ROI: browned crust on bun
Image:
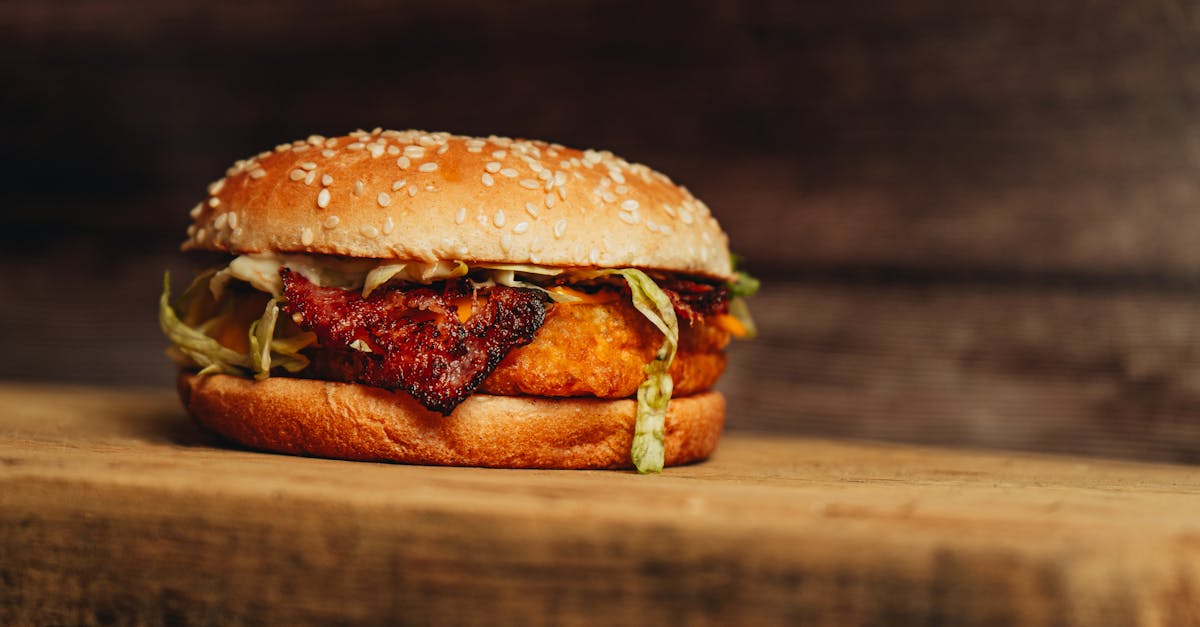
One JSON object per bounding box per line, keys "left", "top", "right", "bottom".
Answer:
{"left": 182, "top": 129, "right": 733, "bottom": 280}
{"left": 178, "top": 373, "right": 725, "bottom": 469}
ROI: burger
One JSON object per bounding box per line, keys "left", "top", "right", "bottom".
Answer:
{"left": 159, "top": 129, "right": 757, "bottom": 472}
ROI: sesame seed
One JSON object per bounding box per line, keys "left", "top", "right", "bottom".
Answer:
{"left": 354, "top": 180, "right": 364, "bottom": 196}
{"left": 317, "top": 188, "right": 331, "bottom": 208}
{"left": 615, "top": 184, "right": 629, "bottom": 195}
{"left": 619, "top": 211, "right": 638, "bottom": 224}
{"left": 621, "top": 199, "right": 639, "bottom": 211}
{"left": 300, "top": 162, "right": 317, "bottom": 171}
{"left": 544, "top": 193, "right": 555, "bottom": 208}
{"left": 382, "top": 216, "right": 395, "bottom": 235}
{"left": 494, "top": 209, "right": 506, "bottom": 228}
{"left": 554, "top": 219, "right": 566, "bottom": 238}
{"left": 324, "top": 138, "right": 338, "bottom": 148}
{"left": 187, "top": 224, "right": 196, "bottom": 237}
{"left": 275, "top": 144, "right": 291, "bottom": 152}
{"left": 196, "top": 228, "right": 207, "bottom": 242}
{"left": 190, "top": 203, "right": 203, "bottom": 218}
{"left": 679, "top": 210, "right": 694, "bottom": 225}
{"left": 609, "top": 169, "right": 626, "bottom": 184}
{"left": 524, "top": 202, "right": 539, "bottom": 217}
{"left": 304, "top": 170, "right": 316, "bottom": 185}
{"left": 482, "top": 173, "right": 494, "bottom": 187}
{"left": 368, "top": 144, "right": 385, "bottom": 158}
{"left": 208, "top": 197, "right": 221, "bottom": 208}
{"left": 392, "top": 179, "right": 407, "bottom": 191}
{"left": 378, "top": 192, "right": 392, "bottom": 207}
{"left": 589, "top": 248, "right": 600, "bottom": 264}
{"left": 258, "top": 151, "right": 272, "bottom": 159}
{"left": 371, "top": 127, "right": 382, "bottom": 135}
{"left": 557, "top": 187, "right": 567, "bottom": 201}
{"left": 513, "top": 221, "right": 529, "bottom": 234}
{"left": 456, "top": 207, "right": 467, "bottom": 224}
{"left": 387, "top": 145, "right": 401, "bottom": 156}
{"left": 228, "top": 212, "right": 239, "bottom": 229}
{"left": 361, "top": 225, "right": 380, "bottom": 238}
{"left": 646, "top": 219, "right": 658, "bottom": 232}
{"left": 251, "top": 168, "right": 267, "bottom": 179}
{"left": 301, "top": 227, "right": 314, "bottom": 245}
{"left": 407, "top": 186, "right": 418, "bottom": 197}
{"left": 601, "top": 191, "right": 616, "bottom": 204}
{"left": 289, "top": 169, "right": 307, "bottom": 181}
{"left": 208, "top": 179, "right": 225, "bottom": 195}
{"left": 519, "top": 179, "right": 540, "bottom": 189}
{"left": 321, "top": 149, "right": 336, "bottom": 158}
{"left": 418, "top": 135, "right": 436, "bottom": 147}
{"left": 404, "top": 145, "right": 425, "bottom": 158}
{"left": 347, "top": 142, "right": 365, "bottom": 151}
{"left": 418, "top": 162, "right": 438, "bottom": 172}
{"left": 499, "top": 168, "right": 518, "bottom": 178}
{"left": 323, "top": 215, "right": 340, "bottom": 229}
{"left": 425, "top": 184, "right": 436, "bottom": 192}
{"left": 437, "top": 144, "right": 449, "bottom": 155}
{"left": 492, "top": 150, "right": 506, "bottom": 159}
{"left": 485, "top": 161, "right": 501, "bottom": 173}
{"left": 396, "top": 157, "right": 411, "bottom": 169}
{"left": 213, "top": 213, "right": 228, "bottom": 229}
{"left": 661, "top": 203, "right": 676, "bottom": 216}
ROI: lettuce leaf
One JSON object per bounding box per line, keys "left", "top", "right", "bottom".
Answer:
{"left": 159, "top": 272, "right": 250, "bottom": 375}
{"left": 729, "top": 297, "right": 758, "bottom": 339}
{"left": 363, "top": 261, "right": 468, "bottom": 297}
{"left": 164, "top": 272, "right": 315, "bottom": 379}
{"left": 605, "top": 269, "right": 679, "bottom": 474}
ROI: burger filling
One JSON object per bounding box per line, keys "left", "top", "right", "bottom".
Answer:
{"left": 160, "top": 254, "right": 757, "bottom": 472}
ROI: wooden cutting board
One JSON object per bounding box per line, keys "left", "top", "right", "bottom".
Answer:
{"left": 2, "top": 383, "right": 1198, "bottom": 626}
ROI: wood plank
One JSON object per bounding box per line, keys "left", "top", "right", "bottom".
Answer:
{"left": 2, "top": 383, "right": 1200, "bottom": 625}
{"left": 720, "top": 280, "right": 1200, "bottom": 463}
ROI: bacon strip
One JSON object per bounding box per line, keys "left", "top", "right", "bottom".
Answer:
{"left": 653, "top": 277, "right": 731, "bottom": 323}
{"left": 280, "top": 270, "right": 546, "bottom": 414}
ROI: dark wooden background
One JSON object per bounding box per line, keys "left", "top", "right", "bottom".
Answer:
{"left": 6, "top": 0, "right": 1200, "bottom": 463}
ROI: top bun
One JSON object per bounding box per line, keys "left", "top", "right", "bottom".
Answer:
{"left": 183, "top": 129, "right": 733, "bottom": 280}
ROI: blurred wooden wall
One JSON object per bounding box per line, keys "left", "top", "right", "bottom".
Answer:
{"left": 5, "top": 0, "right": 1200, "bottom": 462}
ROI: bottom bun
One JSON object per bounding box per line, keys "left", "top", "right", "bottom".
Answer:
{"left": 178, "top": 373, "right": 725, "bottom": 469}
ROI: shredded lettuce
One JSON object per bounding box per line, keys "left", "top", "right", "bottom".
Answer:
{"left": 729, "top": 297, "right": 758, "bottom": 339}
{"left": 363, "top": 261, "right": 468, "bottom": 297}
{"left": 590, "top": 269, "right": 679, "bottom": 474}
{"left": 159, "top": 272, "right": 250, "bottom": 375}
{"left": 163, "top": 272, "right": 314, "bottom": 379}
{"left": 726, "top": 252, "right": 760, "bottom": 339}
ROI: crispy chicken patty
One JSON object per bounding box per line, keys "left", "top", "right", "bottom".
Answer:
{"left": 481, "top": 298, "right": 729, "bottom": 398}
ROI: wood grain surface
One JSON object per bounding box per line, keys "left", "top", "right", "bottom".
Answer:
{"left": 2, "top": 383, "right": 1199, "bottom": 626}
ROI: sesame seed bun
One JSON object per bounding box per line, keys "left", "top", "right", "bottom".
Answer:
{"left": 184, "top": 129, "right": 733, "bottom": 280}
{"left": 178, "top": 373, "right": 725, "bottom": 469}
